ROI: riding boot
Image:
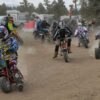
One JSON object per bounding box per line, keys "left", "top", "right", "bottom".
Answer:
{"left": 53, "top": 45, "right": 59, "bottom": 58}
{"left": 67, "top": 39, "right": 72, "bottom": 53}
{"left": 68, "top": 46, "right": 72, "bottom": 53}
{"left": 53, "top": 52, "right": 58, "bottom": 58}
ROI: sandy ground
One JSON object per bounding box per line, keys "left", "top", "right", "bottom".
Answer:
{"left": 0, "top": 29, "right": 100, "bottom": 100}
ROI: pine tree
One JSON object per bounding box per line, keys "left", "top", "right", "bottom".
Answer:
{"left": 0, "top": 3, "right": 7, "bottom": 15}
{"left": 36, "top": 3, "right": 46, "bottom": 14}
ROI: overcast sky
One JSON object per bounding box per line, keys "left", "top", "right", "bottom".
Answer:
{"left": 0, "top": 0, "right": 74, "bottom": 9}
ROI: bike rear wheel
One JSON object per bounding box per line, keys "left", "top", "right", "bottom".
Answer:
{"left": 1, "top": 77, "right": 12, "bottom": 93}
{"left": 63, "top": 51, "right": 69, "bottom": 62}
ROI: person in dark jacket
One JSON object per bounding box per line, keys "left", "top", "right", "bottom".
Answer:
{"left": 37, "top": 19, "right": 50, "bottom": 34}
{"left": 53, "top": 26, "right": 73, "bottom": 58}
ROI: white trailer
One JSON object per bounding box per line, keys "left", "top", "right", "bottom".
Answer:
{"left": 6, "top": 10, "right": 27, "bottom": 25}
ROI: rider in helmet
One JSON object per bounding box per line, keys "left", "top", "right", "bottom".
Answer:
{"left": 53, "top": 24, "right": 73, "bottom": 58}
{"left": 0, "top": 25, "right": 19, "bottom": 79}
{"left": 0, "top": 24, "right": 9, "bottom": 40}
{"left": 75, "top": 22, "right": 89, "bottom": 47}
{"left": 37, "top": 19, "right": 50, "bottom": 34}
{"left": 5, "top": 18, "right": 17, "bottom": 34}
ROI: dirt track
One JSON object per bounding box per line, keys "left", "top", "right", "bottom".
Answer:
{"left": 0, "top": 30, "right": 100, "bottom": 100}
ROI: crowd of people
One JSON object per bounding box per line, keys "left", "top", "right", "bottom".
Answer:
{"left": 0, "top": 13, "right": 99, "bottom": 92}
{"left": 34, "top": 16, "right": 92, "bottom": 59}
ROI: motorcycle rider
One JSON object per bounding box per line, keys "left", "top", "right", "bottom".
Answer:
{"left": 37, "top": 19, "right": 50, "bottom": 34}
{"left": 74, "top": 22, "right": 89, "bottom": 47}
{"left": 0, "top": 24, "right": 19, "bottom": 80}
{"left": 5, "top": 18, "right": 24, "bottom": 45}
{"left": 5, "top": 18, "right": 17, "bottom": 34}
{"left": 53, "top": 24, "right": 73, "bottom": 58}
{"left": 34, "top": 16, "right": 41, "bottom": 31}
{"left": 0, "top": 24, "right": 9, "bottom": 39}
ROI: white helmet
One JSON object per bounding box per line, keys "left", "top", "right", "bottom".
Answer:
{"left": 78, "top": 22, "right": 82, "bottom": 26}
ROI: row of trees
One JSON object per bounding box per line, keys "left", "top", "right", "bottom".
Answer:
{"left": 0, "top": 0, "right": 100, "bottom": 20}
{"left": 0, "top": 4, "right": 12, "bottom": 15}
{"left": 80, "top": 0, "right": 100, "bottom": 19}
{"left": 0, "top": 0, "right": 68, "bottom": 19}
